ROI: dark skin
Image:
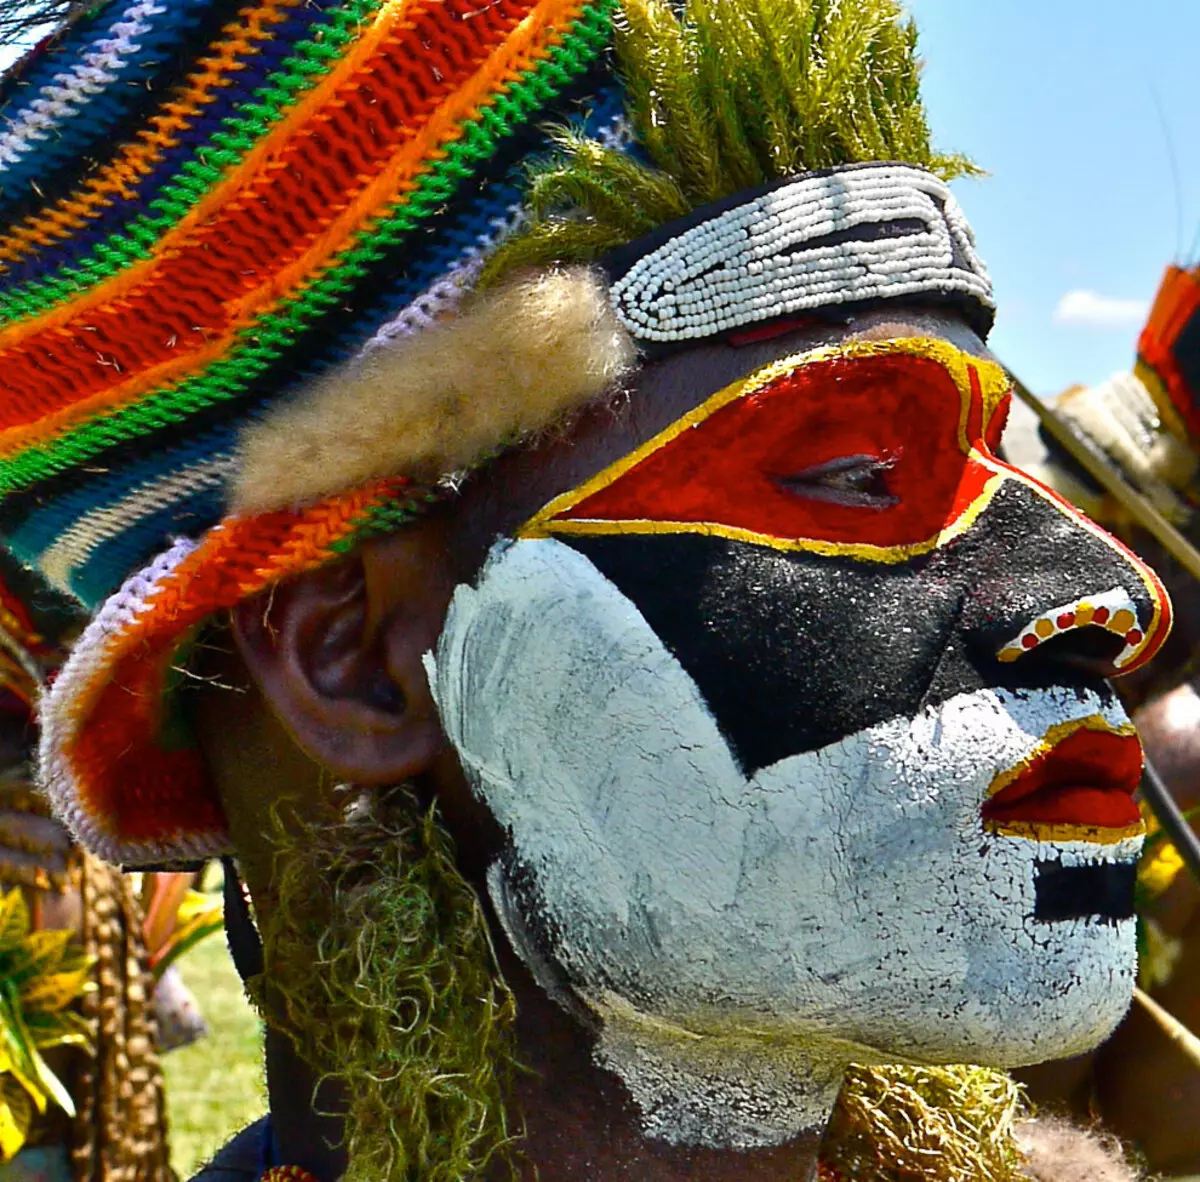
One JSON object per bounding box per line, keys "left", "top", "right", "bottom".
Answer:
{"left": 194, "top": 306, "right": 992, "bottom": 1181}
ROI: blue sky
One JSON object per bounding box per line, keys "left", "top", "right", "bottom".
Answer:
{"left": 3, "top": 2, "right": 1197, "bottom": 397}
{"left": 907, "top": 0, "right": 1200, "bottom": 395}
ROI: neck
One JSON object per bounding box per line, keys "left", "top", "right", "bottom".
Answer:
{"left": 262, "top": 930, "right": 830, "bottom": 1182}
{"left": 494, "top": 938, "right": 830, "bottom": 1181}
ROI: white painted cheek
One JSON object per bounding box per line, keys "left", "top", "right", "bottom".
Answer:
{"left": 425, "top": 537, "right": 758, "bottom": 996}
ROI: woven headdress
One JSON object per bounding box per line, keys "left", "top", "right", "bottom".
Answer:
{"left": 0, "top": 0, "right": 997, "bottom": 865}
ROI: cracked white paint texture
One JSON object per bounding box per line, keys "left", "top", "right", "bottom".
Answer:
{"left": 425, "top": 537, "right": 1142, "bottom": 1148}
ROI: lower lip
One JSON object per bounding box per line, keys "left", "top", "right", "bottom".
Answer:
{"left": 982, "top": 728, "right": 1143, "bottom": 831}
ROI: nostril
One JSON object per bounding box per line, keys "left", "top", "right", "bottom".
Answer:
{"left": 997, "top": 588, "right": 1149, "bottom": 674}
{"left": 1011, "top": 627, "right": 1128, "bottom": 676}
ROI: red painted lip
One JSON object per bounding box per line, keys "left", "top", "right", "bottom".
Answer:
{"left": 981, "top": 727, "right": 1144, "bottom": 831}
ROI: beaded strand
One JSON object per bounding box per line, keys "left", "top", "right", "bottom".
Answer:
{"left": 609, "top": 163, "right": 993, "bottom": 344}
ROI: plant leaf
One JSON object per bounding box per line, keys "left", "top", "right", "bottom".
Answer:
{"left": 1140, "top": 839, "right": 1186, "bottom": 900}
{"left": 0, "top": 991, "right": 47, "bottom": 1115}
{"left": 176, "top": 889, "right": 223, "bottom": 926}
{"left": 0, "top": 892, "right": 29, "bottom": 957}
{"left": 152, "top": 911, "right": 223, "bottom": 980}
{"left": 20, "top": 965, "right": 92, "bottom": 1014}
{"left": 5, "top": 931, "right": 73, "bottom": 993}
{"left": 0, "top": 984, "right": 75, "bottom": 1118}
{"left": 0, "top": 1076, "right": 31, "bottom": 1162}
{"left": 25, "top": 1009, "right": 92, "bottom": 1054}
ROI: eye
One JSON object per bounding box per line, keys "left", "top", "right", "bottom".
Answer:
{"left": 775, "top": 453, "right": 900, "bottom": 509}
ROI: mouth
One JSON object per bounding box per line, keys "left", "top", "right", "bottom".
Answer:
{"left": 981, "top": 717, "right": 1144, "bottom": 844}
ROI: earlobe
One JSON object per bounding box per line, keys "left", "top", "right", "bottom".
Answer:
{"left": 231, "top": 544, "right": 450, "bottom": 785}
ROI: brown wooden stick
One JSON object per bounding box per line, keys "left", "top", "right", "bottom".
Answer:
{"left": 1133, "top": 985, "right": 1200, "bottom": 1072}
{"left": 1008, "top": 375, "right": 1200, "bottom": 585}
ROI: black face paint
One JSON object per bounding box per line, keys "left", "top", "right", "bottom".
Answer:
{"left": 562, "top": 480, "right": 1142, "bottom": 774}
{"left": 1034, "top": 860, "right": 1137, "bottom": 923}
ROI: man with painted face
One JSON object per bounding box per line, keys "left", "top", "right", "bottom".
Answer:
{"left": 0, "top": 0, "right": 1168, "bottom": 1178}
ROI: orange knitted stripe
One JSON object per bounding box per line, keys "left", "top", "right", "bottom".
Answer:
{"left": 1138, "top": 265, "right": 1200, "bottom": 438}
{"left": 0, "top": 0, "right": 578, "bottom": 454}
{"left": 0, "top": 0, "right": 302, "bottom": 267}
{"left": 67, "top": 481, "right": 404, "bottom": 841}
{"left": 1141, "top": 265, "right": 1200, "bottom": 351}
{"left": 127, "top": 481, "right": 402, "bottom": 638}
{"left": 0, "top": 0, "right": 415, "bottom": 355}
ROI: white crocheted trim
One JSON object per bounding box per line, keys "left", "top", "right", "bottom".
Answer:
{"left": 363, "top": 201, "right": 529, "bottom": 349}
{"left": 609, "top": 163, "right": 993, "bottom": 343}
{"left": 39, "top": 537, "right": 232, "bottom": 867}
{"left": 0, "top": 0, "right": 166, "bottom": 169}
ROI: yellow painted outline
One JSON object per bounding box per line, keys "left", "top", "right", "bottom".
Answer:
{"left": 983, "top": 818, "right": 1146, "bottom": 845}
{"left": 533, "top": 470, "right": 1006, "bottom": 563}
{"left": 519, "top": 337, "right": 1013, "bottom": 564}
{"left": 972, "top": 451, "right": 1171, "bottom": 673}
{"left": 984, "top": 714, "right": 1139, "bottom": 802}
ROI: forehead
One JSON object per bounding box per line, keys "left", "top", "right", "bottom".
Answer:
{"left": 453, "top": 312, "right": 992, "bottom": 554}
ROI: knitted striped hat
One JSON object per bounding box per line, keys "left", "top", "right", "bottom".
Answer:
{"left": 4, "top": 0, "right": 1000, "bottom": 865}
{"left": 0, "top": 0, "right": 626, "bottom": 863}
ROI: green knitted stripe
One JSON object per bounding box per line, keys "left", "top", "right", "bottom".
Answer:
{"left": 0, "top": 0, "right": 615, "bottom": 496}
{"left": 0, "top": 0, "right": 384, "bottom": 326}
{"left": 331, "top": 487, "right": 448, "bottom": 554}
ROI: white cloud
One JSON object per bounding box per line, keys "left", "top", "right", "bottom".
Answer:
{"left": 1053, "top": 289, "right": 1148, "bottom": 330}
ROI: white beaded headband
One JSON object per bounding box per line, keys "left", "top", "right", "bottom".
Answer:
{"left": 603, "top": 161, "right": 994, "bottom": 345}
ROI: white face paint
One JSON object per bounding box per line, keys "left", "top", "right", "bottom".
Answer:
{"left": 424, "top": 537, "right": 1142, "bottom": 1148}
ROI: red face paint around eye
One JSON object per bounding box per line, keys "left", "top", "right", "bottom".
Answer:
{"left": 520, "top": 337, "right": 1013, "bottom": 563}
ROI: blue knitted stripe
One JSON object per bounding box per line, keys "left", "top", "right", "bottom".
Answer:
{"left": 0, "top": 0, "right": 336, "bottom": 288}
{"left": 305, "top": 79, "right": 629, "bottom": 371}
{"left": 0, "top": 0, "right": 222, "bottom": 198}
{"left": 70, "top": 480, "right": 229, "bottom": 608}
{"left": 4, "top": 428, "right": 237, "bottom": 564}
{"left": 0, "top": 0, "right": 146, "bottom": 113}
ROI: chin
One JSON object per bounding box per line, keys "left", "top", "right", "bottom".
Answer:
{"left": 836, "top": 913, "right": 1139, "bottom": 1068}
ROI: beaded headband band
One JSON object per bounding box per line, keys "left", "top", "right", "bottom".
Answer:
{"left": 603, "top": 162, "right": 994, "bottom": 348}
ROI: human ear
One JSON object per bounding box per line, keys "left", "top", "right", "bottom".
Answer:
{"left": 230, "top": 526, "right": 455, "bottom": 785}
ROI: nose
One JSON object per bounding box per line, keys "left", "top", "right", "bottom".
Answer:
{"left": 956, "top": 455, "right": 1172, "bottom": 680}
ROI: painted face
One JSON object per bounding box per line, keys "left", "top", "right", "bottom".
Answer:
{"left": 425, "top": 337, "right": 1172, "bottom": 1145}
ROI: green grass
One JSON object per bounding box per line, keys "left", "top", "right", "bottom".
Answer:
{"left": 161, "top": 933, "right": 267, "bottom": 1177}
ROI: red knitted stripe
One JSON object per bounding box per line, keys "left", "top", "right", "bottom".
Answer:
{"left": 67, "top": 479, "right": 409, "bottom": 847}
{"left": 260, "top": 1169, "right": 319, "bottom": 1182}
{"left": 0, "top": 0, "right": 539, "bottom": 429}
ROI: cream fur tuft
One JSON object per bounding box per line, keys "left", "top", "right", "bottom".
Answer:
{"left": 1015, "top": 1118, "right": 1139, "bottom": 1182}
{"left": 232, "top": 267, "right": 636, "bottom": 514}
